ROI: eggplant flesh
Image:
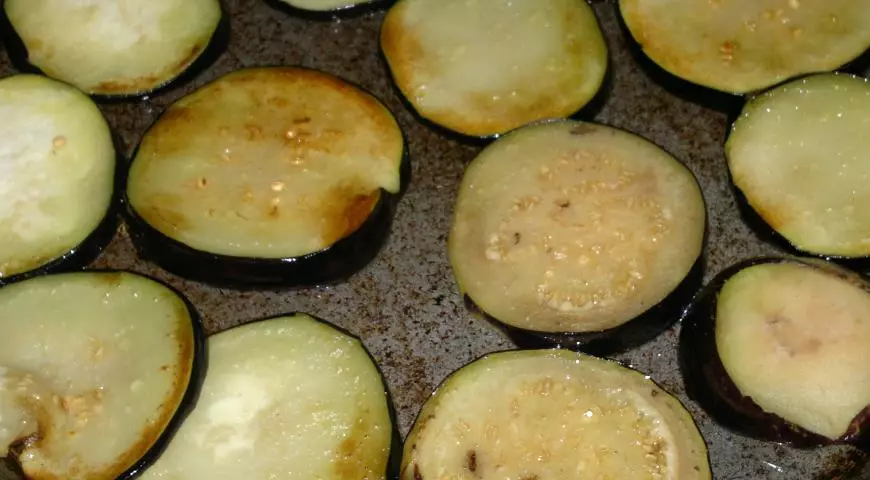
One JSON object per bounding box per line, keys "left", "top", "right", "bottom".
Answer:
{"left": 449, "top": 120, "right": 705, "bottom": 341}
{"left": 380, "top": 0, "right": 608, "bottom": 138}
{"left": 402, "top": 349, "right": 711, "bottom": 479}
{"left": 3, "top": 0, "right": 221, "bottom": 97}
{"left": 138, "top": 313, "right": 396, "bottom": 480}
{"left": 0, "top": 74, "right": 115, "bottom": 282}
{"left": 726, "top": 73, "right": 870, "bottom": 259}
{"left": 619, "top": 0, "right": 870, "bottom": 94}
{"left": 125, "top": 67, "right": 405, "bottom": 287}
{"left": 277, "top": 0, "right": 381, "bottom": 12}
{"left": 0, "top": 271, "right": 200, "bottom": 480}
{"left": 681, "top": 257, "right": 870, "bottom": 447}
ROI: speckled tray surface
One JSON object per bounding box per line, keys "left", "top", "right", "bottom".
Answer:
{"left": 1, "top": 1, "right": 868, "bottom": 479}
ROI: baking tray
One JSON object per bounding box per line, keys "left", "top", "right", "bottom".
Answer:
{"left": 1, "top": 0, "right": 868, "bottom": 478}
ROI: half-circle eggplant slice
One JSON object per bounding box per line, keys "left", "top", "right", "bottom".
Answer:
{"left": 448, "top": 120, "right": 706, "bottom": 354}
{"left": 0, "top": 74, "right": 116, "bottom": 285}
{"left": 380, "top": 0, "right": 608, "bottom": 138}
{"left": 681, "top": 257, "right": 870, "bottom": 447}
{"left": 3, "top": 0, "right": 222, "bottom": 97}
{"left": 275, "top": 0, "right": 386, "bottom": 13}
{"left": 402, "top": 349, "right": 711, "bottom": 480}
{"left": 0, "top": 271, "right": 204, "bottom": 480}
{"left": 125, "top": 67, "right": 407, "bottom": 288}
{"left": 619, "top": 0, "right": 870, "bottom": 94}
{"left": 726, "top": 73, "right": 870, "bottom": 261}
{"left": 137, "top": 313, "right": 398, "bottom": 480}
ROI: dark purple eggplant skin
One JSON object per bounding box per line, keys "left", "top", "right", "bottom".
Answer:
{"left": 679, "top": 256, "right": 870, "bottom": 449}
{"left": 463, "top": 256, "right": 704, "bottom": 357}
{"left": 124, "top": 148, "right": 410, "bottom": 290}
{"left": 0, "top": 5, "right": 228, "bottom": 102}
{"left": 0, "top": 270, "right": 207, "bottom": 480}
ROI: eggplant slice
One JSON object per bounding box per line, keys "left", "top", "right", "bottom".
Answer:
{"left": 619, "top": 0, "right": 870, "bottom": 94}
{"left": 449, "top": 120, "right": 706, "bottom": 352}
{"left": 0, "top": 271, "right": 203, "bottom": 480}
{"left": 681, "top": 257, "right": 870, "bottom": 447}
{"left": 726, "top": 73, "right": 870, "bottom": 260}
{"left": 275, "top": 0, "right": 385, "bottom": 13}
{"left": 0, "top": 74, "right": 116, "bottom": 284}
{"left": 380, "top": 0, "right": 608, "bottom": 138}
{"left": 3, "top": 0, "right": 222, "bottom": 97}
{"left": 125, "top": 67, "right": 406, "bottom": 288}
{"left": 138, "top": 313, "right": 397, "bottom": 480}
{"left": 402, "top": 349, "right": 710, "bottom": 479}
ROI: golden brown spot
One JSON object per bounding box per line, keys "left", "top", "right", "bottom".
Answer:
{"left": 91, "top": 272, "right": 124, "bottom": 289}
{"left": 245, "top": 124, "right": 264, "bottom": 141}
{"left": 466, "top": 450, "right": 478, "bottom": 473}
{"left": 413, "top": 464, "right": 424, "bottom": 480}
{"left": 138, "top": 194, "right": 189, "bottom": 233}
{"left": 333, "top": 412, "right": 379, "bottom": 479}
{"left": 719, "top": 41, "right": 737, "bottom": 62}
{"left": 92, "top": 43, "right": 205, "bottom": 95}
{"left": 268, "top": 197, "right": 281, "bottom": 218}
{"left": 320, "top": 185, "right": 381, "bottom": 246}
{"left": 52, "top": 136, "right": 67, "bottom": 149}
{"left": 196, "top": 177, "right": 208, "bottom": 189}
{"left": 292, "top": 117, "right": 312, "bottom": 124}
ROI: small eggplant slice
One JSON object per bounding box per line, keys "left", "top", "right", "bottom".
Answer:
{"left": 726, "top": 73, "right": 870, "bottom": 261}
{"left": 681, "top": 257, "right": 870, "bottom": 447}
{"left": 0, "top": 74, "right": 116, "bottom": 284}
{"left": 619, "top": 0, "right": 870, "bottom": 94}
{"left": 380, "top": 0, "right": 608, "bottom": 138}
{"left": 449, "top": 120, "right": 706, "bottom": 353}
{"left": 3, "top": 0, "right": 222, "bottom": 97}
{"left": 138, "top": 313, "right": 397, "bottom": 480}
{"left": 275, "top": 0, "right": 385, "bottom": 13}
{"left": 0, "top": 271, "right": 203, "bottom": 480}
{"left": 125, "top": 67, "right": 406, "bottom": 288}
{"left": 402, "top": 349, "right": 711, "bottom": 479}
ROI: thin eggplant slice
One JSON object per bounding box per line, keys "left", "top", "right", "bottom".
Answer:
{"left": 380, "top": 0, "right": 608, "bottom": 138}
{"left": 448, "top": 120, "right": 706, "bottom": 352}
{"left": 619, "top": 0, "right": 870, "bottom": 94}
{"left": 681, "top": 257, "right": 870, "bottom": 447}
{"left": 0, "top": 74, "right": 115, "bottom": 283}
{"left": 138, "top": 313, "right": 397, "bottom": 480}
{"left": 3, "top": 0, "right": 222, "bottom": 97}
{"left": 402, "top": 349, "right": 711, "bottom": 479}
{"left": 0, "top": 271, "right": 203, "bottom": 480}
{"left": 275, "top": 0, "right": 384, "bottom": 13}
{"left": 726, "top": 73, "right": 870, "bottom": 260}
{"left": 125, "top": 67, "right": 406, "bottom": 288}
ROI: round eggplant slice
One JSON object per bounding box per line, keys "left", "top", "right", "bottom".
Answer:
{"left": 402, "top": 349, "right": 711, "bottom": 480}
{"left": 726, "top": 73, "right": 870, "bottom": 261}
{"left": 0, "top": 271, "right": 203, "bottom": 480}
{"left": 618, "top": 0, "right": 870, "bottom": 94}
{"left": 137, "top": 313, "right": 397, "bottom": 480}
{"left": 125, "top": 67, "right": 406, "bottom": 288}
{"left": 380, "top": 0, "right": 608, "bottom": 138}
{"left": 3, "top": 0, "right": 222, "bottom": 97}
{"left": 275, "top": 0, "right": 384, "bottom": 13}
{"left": 448, "top": 120, "right": 706, "bottom": 353}
{"left": 681, "top": 257, "right": 870, "bottom": 446}
{"left": 0, "top": 74, "right": 116, "bottom": 284}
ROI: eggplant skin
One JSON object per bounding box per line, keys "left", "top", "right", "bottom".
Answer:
{"left": 124, "top": 149, "right": 408, "bottom": 289}
{"left": 679, "top": 257, "right": 870, "bottom": 448}
{"left": 463, "top": 255, "right": 703, "bottom": 357}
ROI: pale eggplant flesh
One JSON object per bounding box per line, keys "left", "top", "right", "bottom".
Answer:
{"left": 402, "top": 349, "right": 711, "bottom": 479}
{"left": 0, "top": 271, "right": 205, "bottom": 480}
{"left": 681, "top": 257, "right": 870, "bottom": 448}
{"left": 137, "top": 313, "right": 398, "bottom": 480}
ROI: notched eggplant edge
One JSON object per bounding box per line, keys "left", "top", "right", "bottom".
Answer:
{"left": 0, "top": 270, "right": 208, "bottom": 480}
{"left": 679, "top": 255, "right": 870, "bottom": 449}
{"left": 0, "top": 133, "right": 127, "bottom": 288}
{"left": 376, "top": 5, "right": 612, "bottom": 145}
{"left": 0, "top": 4, "right": 229, "bottom": 102}
{"left": 398, "top": 347, "right": 711, "bottom": 479}
{"left": 123, "top": 73, "right": 411, "bottom": 289}
{"left": 264, "top": 0, "right": 396, "bottom": 21}
{"left": 220, "top": 312, "right": 401, "bottom": 480}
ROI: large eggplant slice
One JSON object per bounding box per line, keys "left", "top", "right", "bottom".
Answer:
{"left": 380, "top": 0, "right": 608, "bottom": 138}
{"left": 125, "top": 67, "right": 407, "bottom": 288}
{"left": 448, "top": 120, "right": 706, "bottom": 354}
{"left": 3, "top": 0, "right": 222, "bottom": 97}
{"left": 0, "top": 74, "right": 116, "bottom": 285}
{"left": 619, "top": 0, "right": 870, "bottom": 94}
{"left": 402, "top": 349, "right": 711, "bottom": 479}
{"left": 681, "top": 257, "right": 870, "bottom": 447}
{"left": 138, "top": 313, "right": 398, "bottom": 480}
{"left": 0, "top": 271, "right": 204, "bottom": 480}
{"left": 726, "top": 73, "right": 870, "bottom": 262}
